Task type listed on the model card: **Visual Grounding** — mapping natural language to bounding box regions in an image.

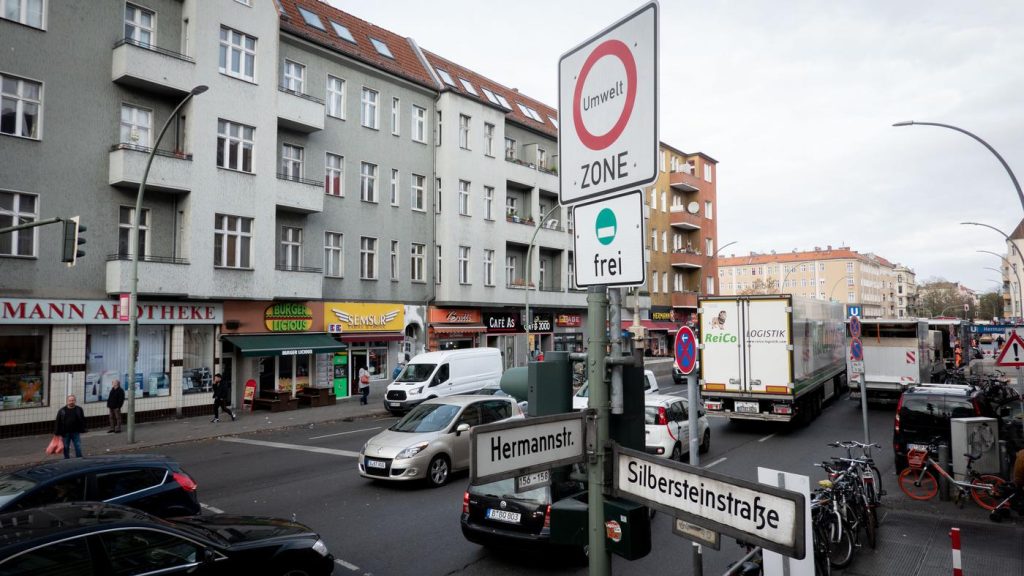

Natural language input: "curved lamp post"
[962,221,1024,317]
[979,250,1023,319]
[126,85,208,444]
[828,275,849,301]
[523,204,562,360]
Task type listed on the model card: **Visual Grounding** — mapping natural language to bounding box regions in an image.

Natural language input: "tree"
[917,278,976,318]
[978,291,1003,321]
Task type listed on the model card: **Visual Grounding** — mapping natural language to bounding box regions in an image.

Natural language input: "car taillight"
[544,505,551,529]
[894,394,904,433]
[656,407,668,425]
[463,491,469,514]
[172,472,197,492]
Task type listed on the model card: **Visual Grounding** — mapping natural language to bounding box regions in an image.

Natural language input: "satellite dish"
[687,201,700,214]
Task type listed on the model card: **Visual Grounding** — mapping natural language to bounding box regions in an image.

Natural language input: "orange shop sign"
[325,302,404,333]
[429,308,482,324]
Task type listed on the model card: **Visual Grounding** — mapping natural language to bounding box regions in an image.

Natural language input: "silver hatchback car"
[359,395,524,487]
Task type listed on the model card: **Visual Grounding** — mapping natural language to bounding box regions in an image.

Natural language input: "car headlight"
[395,442,429,460]
[359,443,366,456]
[311,539,329,557]
[409,386,423,395]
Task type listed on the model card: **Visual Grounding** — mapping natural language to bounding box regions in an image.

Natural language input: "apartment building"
[1002,218,1024,319]
[718,246,914,319]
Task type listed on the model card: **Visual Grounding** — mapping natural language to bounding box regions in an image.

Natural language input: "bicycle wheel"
[971,474,1007,511]
[823,512,854,568]
[812,518,832,576]
[898,467,938,501]
[867,465,884,505]
[864,506,877,549]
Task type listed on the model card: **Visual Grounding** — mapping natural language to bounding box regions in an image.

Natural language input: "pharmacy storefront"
[0,298,222,435]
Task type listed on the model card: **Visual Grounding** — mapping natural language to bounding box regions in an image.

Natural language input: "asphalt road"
[156,376,897,575]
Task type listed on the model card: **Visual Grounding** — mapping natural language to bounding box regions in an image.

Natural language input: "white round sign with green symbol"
[596,208,617,245]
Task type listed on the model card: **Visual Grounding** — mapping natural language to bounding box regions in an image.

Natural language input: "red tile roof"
[422,50,559,139]
[719,248,871,266]
[1012,218,1024,240]
[277,0,435,89]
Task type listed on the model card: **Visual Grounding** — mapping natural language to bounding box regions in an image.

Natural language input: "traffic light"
[61,216,86,266]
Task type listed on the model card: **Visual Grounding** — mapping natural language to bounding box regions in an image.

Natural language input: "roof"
[719,248,869,267]
[2,454,175,481]
[1012,218,1024,240]
[423,49,558,139]
[277,0,436,89]
[0,503,155,549]
[660,142,718,165]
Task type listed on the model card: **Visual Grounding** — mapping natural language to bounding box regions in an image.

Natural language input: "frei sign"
[573,190,646,287]
[470,412,587,486]
[558,1,658,205]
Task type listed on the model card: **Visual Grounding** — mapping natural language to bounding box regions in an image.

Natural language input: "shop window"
[0,326,49,410]
[182,326,215,395]
[86,325,169,402]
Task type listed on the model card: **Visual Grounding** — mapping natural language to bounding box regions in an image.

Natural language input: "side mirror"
[1000,407,1012,418]
[455,422,470,435]
[202,548,217,563]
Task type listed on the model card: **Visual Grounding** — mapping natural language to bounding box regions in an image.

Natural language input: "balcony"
[669,206,703,230]
[105,254,191,297]
[669,170,702,192]
[671,250,706,269]
[276,173,324,214]
[111,38,195,96]
[277,87,325,133]
[109,144,192,194]
[505,155,558,188]
[273,266,323,300]
[671,291,699,309]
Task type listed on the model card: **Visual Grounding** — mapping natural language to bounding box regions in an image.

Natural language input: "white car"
[573,369,659,411]
[644,394,710,460]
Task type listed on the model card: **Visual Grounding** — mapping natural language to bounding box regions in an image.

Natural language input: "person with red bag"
[54,395,87,458]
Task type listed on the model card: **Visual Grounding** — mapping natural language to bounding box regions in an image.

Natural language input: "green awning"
[222,334,346,357]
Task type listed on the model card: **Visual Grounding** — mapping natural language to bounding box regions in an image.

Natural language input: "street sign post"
[573,190,646,287]
[849,315,861,340]
[469,412,586,486]
[675,325,697,375]
[558,1,658,205]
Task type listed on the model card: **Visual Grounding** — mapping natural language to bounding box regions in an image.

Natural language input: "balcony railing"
[505,214,536,226]
[538,284,562,292]
[506,279,535,289]
[110,142,193,161]
[278,85,325,105]
[107,253,189,265]
[276,172,324,187]
[275,264,323,273]
[113,38,194,63]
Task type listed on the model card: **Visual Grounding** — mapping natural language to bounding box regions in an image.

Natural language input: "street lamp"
[523,203,562,361]
[828,275,849,301]
[701,240,736,295]
[979,249,1023,319]
[962,221,1024,317]
[126,85,207,443]
[893,121,1024,213]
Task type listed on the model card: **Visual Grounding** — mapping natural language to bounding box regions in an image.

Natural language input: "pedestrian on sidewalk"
[54,395,86,459]
[358,367,370,405]
[211,373,236,423]
[106,379,125,433]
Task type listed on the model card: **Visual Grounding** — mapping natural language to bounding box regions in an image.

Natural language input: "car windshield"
[395,363,436,383]
[474,387,508,397]
[576,383,589,398]
[390,403,460,433]
[468,477,550,505]
[0,473,35,508]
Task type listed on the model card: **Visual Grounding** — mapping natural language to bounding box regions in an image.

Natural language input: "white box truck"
[847,319,936,403]
[699,295,847,423]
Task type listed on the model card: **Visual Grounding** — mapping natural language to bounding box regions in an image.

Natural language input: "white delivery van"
[384,348,502,415]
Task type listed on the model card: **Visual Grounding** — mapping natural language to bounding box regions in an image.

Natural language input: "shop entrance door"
[350,350,369,397]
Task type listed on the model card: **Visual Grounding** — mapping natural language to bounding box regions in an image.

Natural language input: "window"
[412,105,426,142]
[436,68,456,86]
[662,231,667,253]
[458,180,470,215]
[483,123,494,156]
[330,20,356,43]
[459,246,470,284]
[819,263,825,271]
[325,153,343,196]
[704,200,713,220]
[459,114,470,149]
[660,150,667,172]
[548,116,559,129]
[538,147,547,168]
[95,468,165,500]
[1,74,41,139]
[0,191,37,256]
[124,3,154,45]
[390,97,400,135]
[360,162,377,202]
[505,196,517,218]
[360,87,378,129]
[390,240,399,281]
[433,177,440,213]
[280,143,303,179]
[660,190,665,211]
[847,276,855,286]
[326,75,345,118]
[1,0,44,28]
[214,214,252,269]
[119,104,151,147]
[435,110,442,146]
[504,137,516,159]
[505,255,516,284]
[411,243,425,282]
[662,272,668,293]
[389,169,399,206]
[435,245,442,284]
[800,264,807,272]
[846,262,854,273]
[704,163,713,182]
[370,37,394,58]
[707,275,715,294]
[495,93,511,109]
[216,119,254,172]
[481,87,500,106]
[484,249,494,286]
[101,530,202,575]
[651,271,658,293]
[706,237,713,255]
[484,186,494,220]
[280,226,302,268]
[324,232,343,277]
[458,78,477,95]
[282,59,304,93]
[218,27,256,82]
[118,206,149,257]
[297,6,325,29]
[411,173,425,211]
[0,534,92,574]
[848,292,855,303]
[675,272,683,292]
[360,237,377,279]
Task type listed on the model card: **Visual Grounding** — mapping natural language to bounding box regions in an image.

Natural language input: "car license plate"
[908,443,929,453]
[366,459,386,469]
[734,401,759,414]
[389,402,400,408]
[486,509,521,524]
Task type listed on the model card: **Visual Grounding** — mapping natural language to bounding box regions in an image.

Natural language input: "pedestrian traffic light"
[61,216,86,266]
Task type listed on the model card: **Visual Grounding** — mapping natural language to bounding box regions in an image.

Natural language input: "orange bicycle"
[897,439,1006,510]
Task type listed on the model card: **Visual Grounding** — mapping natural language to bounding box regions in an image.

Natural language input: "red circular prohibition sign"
[572,39,638,151]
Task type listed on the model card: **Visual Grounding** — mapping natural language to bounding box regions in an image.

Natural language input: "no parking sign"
[675,325,697,375]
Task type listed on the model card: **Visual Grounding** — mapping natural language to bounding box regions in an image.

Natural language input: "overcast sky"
[330,0,1024,292]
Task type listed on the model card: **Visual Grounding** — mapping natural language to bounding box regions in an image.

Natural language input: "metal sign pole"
[587,286,611,576]
[859,373,871,449]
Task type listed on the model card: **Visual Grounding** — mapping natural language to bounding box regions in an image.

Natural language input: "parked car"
[0,454,200,517]
[0,502,334,576]
[360,395,523,487]
[892,384,997,471]
[573,369,659,411]
[385,348,503,415]
[473,384,528,413]
[673,365,685,384]
[644,394,711,459]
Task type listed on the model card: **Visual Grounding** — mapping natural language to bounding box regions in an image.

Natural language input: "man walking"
[106,379,125,433]
[54,395,87,458]
[211,373,236,423]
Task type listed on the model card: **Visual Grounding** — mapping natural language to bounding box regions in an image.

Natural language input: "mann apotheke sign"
[0,298,223,325]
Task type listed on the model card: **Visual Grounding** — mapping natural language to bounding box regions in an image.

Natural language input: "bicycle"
[829,441,884,508]
[812,465,857,568]
[897,438,1006,510]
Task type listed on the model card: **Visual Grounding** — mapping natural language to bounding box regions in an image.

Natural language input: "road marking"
[758,433,776,443]
[309,426,382,440]
[200,503,224,514]
[704,457,727,469]
[219,436,361,458]
[335,559,360,571]
[665,389,688,397]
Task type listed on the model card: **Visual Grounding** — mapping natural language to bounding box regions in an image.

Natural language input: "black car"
[461,474,586,550]
[892,384,997,471]
[673,365,684,384]
[0,502,335,576]
[0,454,200,517]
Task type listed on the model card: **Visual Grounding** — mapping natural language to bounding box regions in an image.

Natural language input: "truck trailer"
[699,295,847,423]
[847,319,937,403]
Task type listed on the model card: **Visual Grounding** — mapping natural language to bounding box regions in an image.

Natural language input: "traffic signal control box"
[608,366,645,451]
[549,493,652,560]
[528,350,572,416]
